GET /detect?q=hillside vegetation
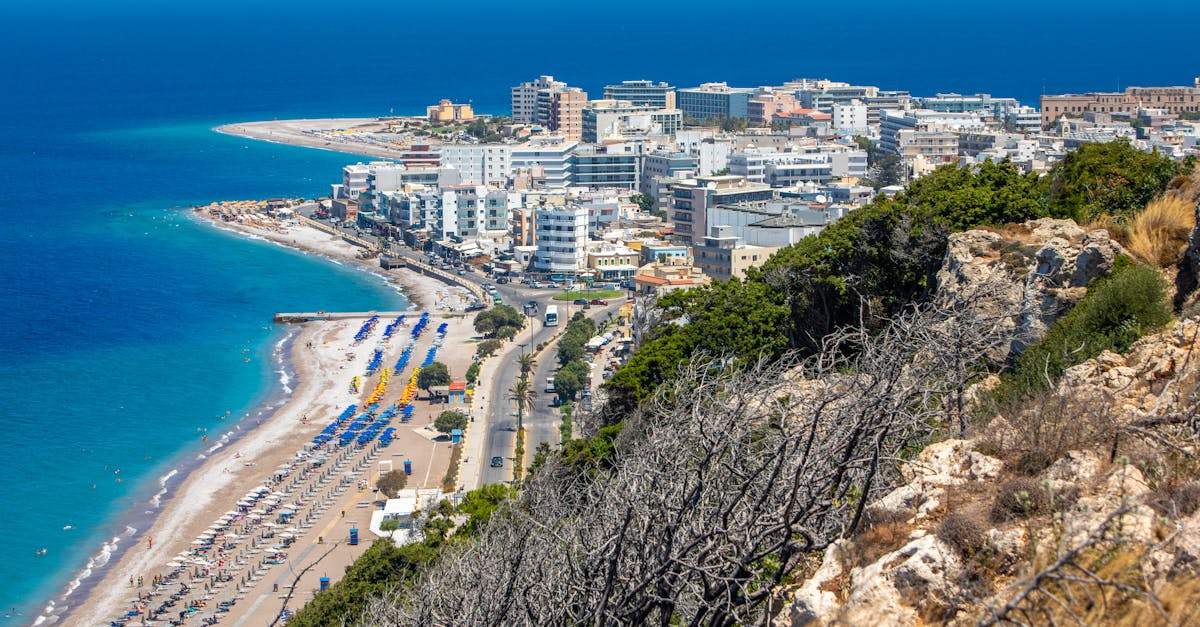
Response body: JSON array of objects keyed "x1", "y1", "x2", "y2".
[{"x1": 299, "y1": 141, "x2": 1200, "y2": 625}]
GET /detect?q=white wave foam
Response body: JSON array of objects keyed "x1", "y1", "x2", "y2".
[
  {"x1": 60, "y1": 534, "x2": 121, "y2": 602},
  {"x1": 159, "y1": 469, "x2": 178, "y2": 486}
]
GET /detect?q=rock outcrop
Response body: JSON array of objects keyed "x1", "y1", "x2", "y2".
[
  {"x1": 774, "y1": 313, "x2": 1200, "y2": 626},
  {"x1": 936, "y1": 218, "x2": 1124, "y2": 362}
]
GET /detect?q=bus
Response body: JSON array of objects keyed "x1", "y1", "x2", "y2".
[{"x1": 544, "y1": 305, "x2": 559, "y2": 327}]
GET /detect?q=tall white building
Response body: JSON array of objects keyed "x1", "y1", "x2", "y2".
[
  {"x1": 533, "y1": 204, "x2": 589, "y2": 274},
  {"x1": 511, "y1": 75, "x2": 566, "y2": 124}
]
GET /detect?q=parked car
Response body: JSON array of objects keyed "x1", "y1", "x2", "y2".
[
  {"x1": 465, "y1": 301, "x2": 486, "y2": 312},
  {"x1": 573, "y1": 298, "x2": 589, "y2": 306},
  {"x1": 590, "y1": 298, "x2": 608, "y2": 305},
  {"x1": 490, "y1": 456, "x2": 504, "y2": 468}
]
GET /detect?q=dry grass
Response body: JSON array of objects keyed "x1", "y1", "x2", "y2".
[
  {"x1": 850, "y1": 506, "x2": 914, "y2": 567},
  {"x1": 1126, "y1": 194, "x2": 1195, "y2": 267}
]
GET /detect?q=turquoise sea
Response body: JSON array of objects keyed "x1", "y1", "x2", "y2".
[{"x1": 2, "y1": 0, "x2": 1197, "y2": 622}]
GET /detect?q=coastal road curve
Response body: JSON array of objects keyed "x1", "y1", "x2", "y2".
[{"x1": 297, "y1": 212, "x2": 627, "y2": 486}]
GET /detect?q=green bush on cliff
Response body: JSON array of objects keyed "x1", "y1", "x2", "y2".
[
  {"x1": 1046, "y1": 140, "x2": 1186, "y2": 224},
  {"x1": 996, "y1": 256, "x2": 1172, "y2": 402}
]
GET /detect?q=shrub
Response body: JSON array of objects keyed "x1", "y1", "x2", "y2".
[
  {"x1": 1126, "y1": 194, "x2": 1195, "y2": 267},
  {"x1": 1046, "y1": 139, "x2": 1186, "y2": 224},
  {"x1": 991, "y1": 478, "x2": 1049, "y2": 522},
  {"x1": 999, "y1": 256, "x2": 1172, "y2": 401},
  {"x1": 377, "y1": 470, "x2": 408, "y2": 499},
  {"x1": 1014, "y1": 450, "x2": 1056, "y2": 476},
  {"x1": 465, "y1": 361, "x2": 480, "y2": 384},
  {"x1": 476, "y1": 339, "x2": 502, "y2": 358},
  {"x1": 937, "y1": 512, "x2": 988, "y2": 558},
  {"x1": 434, "y1": 410, "x2": 467, "y2": 434},
  {"x1": 1147, "y1": 481, "x2": 1200, "y2": 517}
]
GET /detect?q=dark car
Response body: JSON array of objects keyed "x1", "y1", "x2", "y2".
[
  {"x1": 573, "y1": 298, "x2": 589, "y2": 305},
  {"x1": 590, "y1": 298, "x2": 609, "y2": 305},
  {"x1": 465, "y1": 301, "x2": 486, "y2": 312},
  {"x1": 490, "y1": 456, "x2": 504, "y2": 468}
]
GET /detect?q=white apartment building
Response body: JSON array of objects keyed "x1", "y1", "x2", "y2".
[
  {"x1": 831, "y1": 100, "x2": 868, "y2": 132},
  {"x1": 438, "y1": 144, "x2": 512, "y2": 186},
  {"x1": 533, "y1": 204, "x2": 589, "y2": 274},
  {"x1": 342, "y1": 163, "x2": 372, "y2": 196},
  {"x1": 511, "y1": 139, "x2": 577, "y2": 189},
  {"x1": 675, "y1": 131, "x2": 735, "y2": 175},
  {"x1": 798, "y1": 143, "x2": 869, "y2": 179},
  {"x1": 880, "y1": 109, "x2": 986, "y2": 162},
  {"x1": 1007, "y1": 105, "x2": 1043, "y2": 134},
  {"x1": 582, "y1": 100, "x2": 683, "y2": 142}
]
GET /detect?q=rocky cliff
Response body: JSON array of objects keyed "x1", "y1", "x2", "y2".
[
  {"x1": 935, "y1": 218, "x2": 1124, "y2": 362},
  {"x1": 773, "y1": 224, "x2": 1200, "y2": 626}
]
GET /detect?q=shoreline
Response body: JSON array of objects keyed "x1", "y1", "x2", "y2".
[
  {"x1": 39, "y1": 326, "x2": 306, "y2": 626},
  {"x1": 56, "y1": 212, "x2": 475, "y2": 626}
]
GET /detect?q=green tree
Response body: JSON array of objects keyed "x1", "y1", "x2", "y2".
[
  {"x1": 509, "y1": 378, "x2": 534, "y2": 431},
  {"x1": 473, "y1": 304, "x2": 524, "y2": 338},
  {"x1": 1046, "y1": 139, "x2": 1186, "y2": 224},
  {"x1": 434, "y1": 410, "x2": 468, "y2": 434},
  {"x1": 719, "y1": 116, "x2": 748, "y2": 132},
  {"x1": 465, "y1": 361, "x2": 480, "y2": 384},
  {"x1": 455, "y1": 483, "x2": 511, "y2": 537},
  {"x1": 376, "y1": 469, "x2": 408, "y2": 498},
  {"x1": 517, "y1": 353, "x2": 536, "y2": 379},
  {"x1": 557, "y1": 315, "x2": 597, "y2": 366},
  {"x1": 554, "y1": 359, "x2": 591, "y2": 401},
  {"x1": 379, "y1": 518, "x2": 401, "y2": 532},
  {"x1": 416, "y1": 361, "x2": 451, "y2": 391},
  {"x1": 630, "y1": 193, "x2": 657, "y2": 214}
]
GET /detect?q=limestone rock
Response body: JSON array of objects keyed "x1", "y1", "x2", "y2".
[
  {"x1": 935, "y1": 219, "x2": 1123, "y2": 362},
  {"x1": 839, "y1": 535, "x2": 967, "y2": 625}
]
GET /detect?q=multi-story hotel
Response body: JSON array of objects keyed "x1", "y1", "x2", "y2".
[{"x1": 1039, "y1": 79, "x2": 1200, "y2": 126}]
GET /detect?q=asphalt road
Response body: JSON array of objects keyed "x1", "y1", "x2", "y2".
[{"x1": 299, "y1": 212, "x2": 625, "y2": 485}]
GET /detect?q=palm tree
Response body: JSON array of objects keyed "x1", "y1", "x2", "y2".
[
  {"x1": 517, "y1": 353, "x2": 536, "y2": 380},
  {"x1": 509, "y1": 378, "x2": 534, "y2": 432}
]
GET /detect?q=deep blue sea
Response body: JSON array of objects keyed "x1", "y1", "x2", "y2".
[{"x1": 1, "y1": 0, "x2": 1197, "y2": 622}]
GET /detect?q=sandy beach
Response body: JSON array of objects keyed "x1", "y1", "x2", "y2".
[
  {"x1": 216, "y1": 119, "x2": 412, "y2": 162},
  {"x1": 60, "y1": 214, "x2": 480, "y2": 626}
]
